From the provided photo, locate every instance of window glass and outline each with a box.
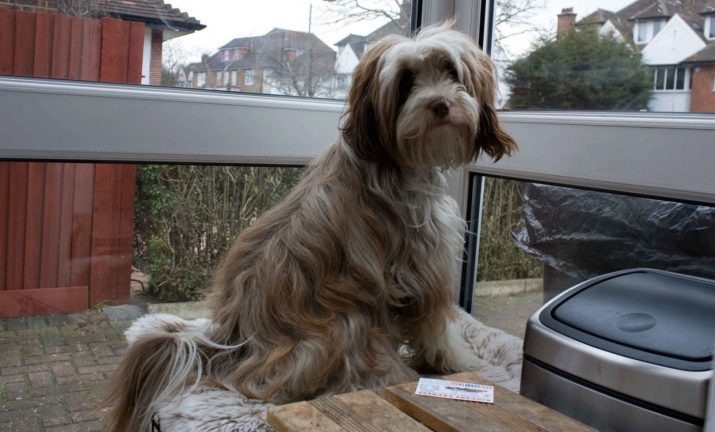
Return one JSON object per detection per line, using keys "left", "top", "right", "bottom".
{"left": 665, "top": 67, "right": 675, "bottom": 90}
{"left": 495, "top": 0, "right": 714, "bottom": 112}
{"left": 0, "top": 161, "right": 304, "bottom": 429}
{"left": 675, "top": 67, "right": 686, "bottom": 90}
{"left": 472, "top": 177, "right": 715, "bottom": 339}
{"left": 637, "top": 21, "right": 648, "bottom": 42}
{"left": 710, "top": 16, "right": 715, "bottom": 39}
{"left": 0, "top": 0, "right": 412, "bottom": 99}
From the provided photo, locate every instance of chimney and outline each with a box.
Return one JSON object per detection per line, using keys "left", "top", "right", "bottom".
{"left": 557, "top": 7, "right": 577, "bottom": 38}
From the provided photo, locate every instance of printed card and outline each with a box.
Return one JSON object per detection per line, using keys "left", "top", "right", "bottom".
{"left": 415, "top": 378, "right": 494, "bottom": 403}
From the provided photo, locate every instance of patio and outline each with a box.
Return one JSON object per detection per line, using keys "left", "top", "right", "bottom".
{"left": 0, "top": 289, "right": 540, "bottom": 431}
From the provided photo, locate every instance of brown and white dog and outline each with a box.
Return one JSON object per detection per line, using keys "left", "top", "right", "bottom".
{"left": 104, "top": 23, "right": 516, "bottom": 431}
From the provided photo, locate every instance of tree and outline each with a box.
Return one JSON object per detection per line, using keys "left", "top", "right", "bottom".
{"left": 321, "top": 0, "right": 412, "bottom": 34}
{"left": 257, "top": 34, "right": 337, "bottom": 97}
{"left": 322, "top": 0, "right": 542, "bottom": 49}
{"left": 161, "top": 40, "right": 189, "bottom": 87}
{"left": 506, "top": 28, "right": 652, "bottom": 110}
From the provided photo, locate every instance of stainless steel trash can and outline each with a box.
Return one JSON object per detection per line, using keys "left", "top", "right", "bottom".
{"left": 521, "top": 268, "right": 714, "bottom": 432}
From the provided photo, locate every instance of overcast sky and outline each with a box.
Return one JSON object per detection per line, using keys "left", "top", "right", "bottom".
{"left": 166, "top": 0, "right": 634, "bottom": 63}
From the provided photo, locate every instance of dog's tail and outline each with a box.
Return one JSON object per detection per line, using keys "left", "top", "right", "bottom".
{"left": 102, "top": 314, "right": 240, "bottom": 432}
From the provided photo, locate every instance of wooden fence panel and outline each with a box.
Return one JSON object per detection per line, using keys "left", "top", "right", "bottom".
{"left": 58, "top": 164, "right": 76, "bottom": 287}
{"left": 23, "top": 162, "right": 45, "bottom": 290}
{"left": 33, "top": 12, "right": 52, "bottom": 77}
{"left": 0, "top": 9, "right": 15, "bottom": 75}
{"left": 0, "top": 164, "right": 9, "bottom": 290}
{"left": 80, "top": 18, "right": 101, "bottom": 81}
{"left": 6, "top": 163, "right": 28, "bottom": 292}
{"left": 0, "top": 10, "right": 142, "bottom": 317}
{"left": 50, "top": 13, "right": 71, "bottom": 79}
{"left": 14, "top": 11, "right": 35, "bottom": 76}
{"left": 70, "top": 163, "right": 95, "bottom": 289}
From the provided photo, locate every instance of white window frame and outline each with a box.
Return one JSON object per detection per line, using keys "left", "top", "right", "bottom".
{"left": 706, "top": 15, "right": 715, "bottom": 40}
{"left": 0, "top": 0, "right": 713, "bottom": 229}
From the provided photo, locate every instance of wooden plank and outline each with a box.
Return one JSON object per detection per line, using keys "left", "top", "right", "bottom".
{"left": 89, "top": 164, "right": 118, "bottom": 305}
{"left": 13, "top": 11, "right": 36, "bottom": 77}
{"left": 267, "top": 402, "right": 343, "bottom": 432}
{"left": 51, "top": 14, "right": 71, "bottom": 79}
{"left": 127, "top": 22, "right": 145, "bottom": 84}
{"left": 6, "top": 163, "right": 28, "bottom": 291}
{"left": 39, "top": 163, "right": 63, "bottom": 288}
{"left": 67, "top": 16, "right": 83, "bottom": 80}
{"left": 57, "top": 164, "right": 76, "bottom": 287}
{"left": 70, "top": 164, "right": 94, "bottom": 288}
{"left": 0, "top": 163, "right": 9, "bottom": 290}
{"left": 445, "top": 372, "right": 596, "bottom": 432}
{"left": 23, "top": 162, "right": 46, "bottom": 290}
{"left": 99, "top": 18, "right": 129, "bottom": 83}
{"left": 0, "top": 9, "right": 15, "bottom": 75}
{"left": 385, "top": 382, "right": 511, "bottom": 432}
{"left": 33, "top": 12, "right": 53, "bottom": 78}
{"left": 80, "top": 18, "right": 101, "bottom": 81}
{"left": 329, "top": 390, "right": 430, "bottom": 431}
{"left": 385, "top": 374, "right": 595, "bottom": 432}
{"left": 0, "top": 285, "right": 88, "bottom": 318}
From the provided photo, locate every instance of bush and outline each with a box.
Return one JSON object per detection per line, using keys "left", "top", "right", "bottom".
{"left": 477, "top": 178, "right": 542, "bottom": 281}
{"left": 134, "top": 165, "right": 304, "bottom": 301}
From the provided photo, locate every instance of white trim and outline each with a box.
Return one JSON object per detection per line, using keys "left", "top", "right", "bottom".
{"left": 705, "top": 15, "right": 715, "bottom": 40}
{"left": 0, "top": 76, "right": 343, "bottom": 165}
{"left": 2, "top": 77, "right": 715, "bottom": 205}
{"left": 471, "top": 111, "right": 715, "bottom": 205}
{"left": 141, "top": 28, "right": 152, "bottom": 85}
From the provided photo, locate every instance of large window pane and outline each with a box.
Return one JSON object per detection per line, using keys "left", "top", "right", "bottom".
{"left": 494, "top": 0, "right": 715, "bottom": 112}
{"left": 0, "top": 160, "right": 304, "bottom": 429}
{"left": 472, "top": 177, "right": 715, "bottom": 339}
{"left": 0, "top": 0, "right": 412, "bottom": 98}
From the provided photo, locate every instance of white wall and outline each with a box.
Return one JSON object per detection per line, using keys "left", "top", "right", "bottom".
{"left": 335, "top": 45, "right": 359, "bottom": 75}
{"left": 641, "top": 14, "right": 706, "bottom": 65}
{"left": 600, "top": 20, "right": 624, "bottom": 42}
{"left": 649, "top": 91, "right": 691, "bottom": 112}
{"left": 141, "top": 28, "right": 152, "bottom": 85}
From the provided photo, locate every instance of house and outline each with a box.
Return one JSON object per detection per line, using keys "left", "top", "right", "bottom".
{"left": 559, "top": 0, "right": 715, "bottom": 112}
{"left": 183, "top": 28, "right": 336, "bottom": 97}
{"left": 0, "top": 0, "right": 204, "bottom": 85}
{"left": 333, "top": 21, "right": 407, "bottom": 97}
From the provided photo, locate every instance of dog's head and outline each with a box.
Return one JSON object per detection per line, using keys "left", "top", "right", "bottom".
{"left": 342, "top": 24, "right": 516, "bottom": 169}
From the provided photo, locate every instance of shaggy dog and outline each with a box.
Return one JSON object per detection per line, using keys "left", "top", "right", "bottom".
{"left": 104, "top": 23, "right": 516, "bottom": 431}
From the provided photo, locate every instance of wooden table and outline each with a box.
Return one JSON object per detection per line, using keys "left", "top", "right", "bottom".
{"left": 267, "top": 372, "right": 595, "bottom": 432}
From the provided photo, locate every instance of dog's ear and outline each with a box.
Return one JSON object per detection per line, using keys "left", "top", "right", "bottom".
{"left": 341, "top": 35, "right": 404, "bottom": 166}
{"left": 460, "top": 44, "right": 517, "bottom": 162}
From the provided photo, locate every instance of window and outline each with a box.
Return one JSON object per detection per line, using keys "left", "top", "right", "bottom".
{"left": 467, "top": 0, "right": 715, "bottom": 335}
{"left": 471, "top": 177, "right": 715, "bottom": 339}
{"left": 2, "top": 1, "right": 715, "bottom": 427}
{"left": 244, "top": 69, "right": 255, "bottom": 86}
{"left": 636, "top": 20, "right": 648, "bottom": 42}
{"left": 709, "top": 16, "right": 715, "bottom": 39}
{"left": 652, "top": 66, "right": 690, "bottom": 91}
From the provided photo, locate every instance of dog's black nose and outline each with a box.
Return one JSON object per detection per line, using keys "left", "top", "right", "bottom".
{"left": 430, "top": 99, "right": 450, "bottom": 118}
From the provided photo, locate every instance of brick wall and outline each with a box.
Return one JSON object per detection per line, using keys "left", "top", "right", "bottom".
{"left": 150, "top": 29, "right": 162, "bottom": 85}
{"left": 690, "top": 65, "right": 715, "bottom": 113}
{"left": 0, "top": 0, "right": 58, "bottom": 12}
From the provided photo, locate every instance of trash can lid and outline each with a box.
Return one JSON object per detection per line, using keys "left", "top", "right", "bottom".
{"left": 541, "top": 269, "right": 715, "bottom": 371}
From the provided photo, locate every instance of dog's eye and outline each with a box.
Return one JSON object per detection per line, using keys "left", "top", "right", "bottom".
{"left": 446, "top": 64, "right": 459, "bottom": 82}
{"left": 398, "top": 70, "right": 416, "bottom": 106}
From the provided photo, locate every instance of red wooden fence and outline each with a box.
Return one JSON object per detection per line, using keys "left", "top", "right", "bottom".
{"left": 0, "top": 9, "right": 142, "bottom": 317}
